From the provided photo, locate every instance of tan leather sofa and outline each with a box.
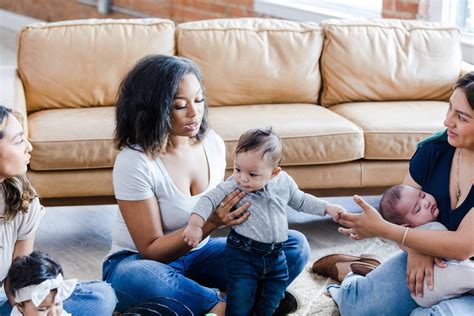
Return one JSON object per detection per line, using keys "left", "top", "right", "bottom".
{"left": 3, "top": 18, "right": 473, "bottom": 203}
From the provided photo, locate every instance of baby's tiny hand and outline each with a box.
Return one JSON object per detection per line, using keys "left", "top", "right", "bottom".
{"left": 183, "top": 225, "right": 203, "bottom": 248}
{"left": 325, "top": 204, "right": 347, "bottom": 222}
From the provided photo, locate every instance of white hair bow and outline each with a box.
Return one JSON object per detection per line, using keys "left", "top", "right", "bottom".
{"left": 15, "top": 274, "right": 77, "bottom": 307}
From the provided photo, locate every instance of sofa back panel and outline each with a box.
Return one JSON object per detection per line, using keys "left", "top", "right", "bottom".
{"left": 18, "top": 19, "right": 175, "bottom": 112}
{"left": 208, "top": 103, "right": 364, "bottom": 168}
{"left": 330, "top": 101, "right": 448, "bottom": 159}
{"left": 361, "top": 161, "right": 408, "bottom": 187}
{"left": 176, "top": 18, "right": 323, "bottom": 106}
{"left": 28, "top": 107, "right": 118, "bottom": 171}
{"left": 320, "top": 19, "right": 461, "bottom": 106}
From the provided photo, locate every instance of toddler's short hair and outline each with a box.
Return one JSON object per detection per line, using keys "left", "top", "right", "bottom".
{"left": 235, "top": 127, "right": 282, "bottom": 167}
{"left": 379, "top": 185, "right": 406, "bottom": 225}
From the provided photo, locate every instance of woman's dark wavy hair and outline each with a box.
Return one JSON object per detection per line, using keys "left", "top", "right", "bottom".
{"left": 0, "top": 105, "right": 37, "bottom": 222}
{"left": 455, "top": 71, "right": 474, "bottom": 110}
{"left": 7, "top": 251, "right": 63, "bottom": 292}
{"left": 115, "top": 55, "right": 209, "bottom": 157}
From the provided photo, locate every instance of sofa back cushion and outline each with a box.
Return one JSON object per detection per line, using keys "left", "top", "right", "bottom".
{"left": 176, "top": 18, "right": 324, "bottom": 106}
{"left": 18, "top": 18, "right": 175, "bottom": 112}
{"left": 320, "top": 19, "right": 462, "bottom": 106}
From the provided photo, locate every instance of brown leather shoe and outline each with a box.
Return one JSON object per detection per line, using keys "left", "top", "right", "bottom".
{"left": 312, "top": 254, "right": 381, "bottom": 282}
{"left": 350, "top": 262, "right": 377, "bottom": 276}
{"left": 312, "top": 258, "right": 353, "bottom": 282}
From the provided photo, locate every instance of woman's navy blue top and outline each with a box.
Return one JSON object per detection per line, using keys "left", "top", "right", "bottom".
{"left": 410, "top": 137, "right": 473, "bottom": 232}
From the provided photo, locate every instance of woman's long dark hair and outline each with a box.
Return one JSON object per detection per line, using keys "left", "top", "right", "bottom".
{"left": 114, "top": 55, "right": 209, "bottom": 158}
{"left": 455, "top": 71, "right": 474, "bottom": 110}
{"left": 0, "top": 105, "right": 36, "bottom": 222}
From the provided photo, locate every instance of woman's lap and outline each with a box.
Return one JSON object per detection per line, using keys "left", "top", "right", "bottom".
{"left": 329, "top": 251, "right": 418, "bottom": 315}
{"left": 103, "top": 246, "right": 224, "bottom": 313}
{"left": 103, "top": 230, "right": 310, "bottom": 313}
{"left": 410, "top": 294, "right": 474, "bottom": 316}
{"left": 328, "top": 251, "right": 474, "bottom": 316}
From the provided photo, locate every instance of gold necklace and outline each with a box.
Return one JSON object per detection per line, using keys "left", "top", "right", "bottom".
{"left": 456, "top": 149, "right": 461, "bottom": 201}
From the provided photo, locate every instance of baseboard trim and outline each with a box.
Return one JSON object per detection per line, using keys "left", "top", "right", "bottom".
{"left": 40, "top": 196, "right": 117, "bottom": 206}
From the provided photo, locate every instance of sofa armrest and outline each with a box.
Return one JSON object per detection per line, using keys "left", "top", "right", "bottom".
{"left": 461, "top": 61, "right": 474, "bottom": 76}
{"left": 0, "top": 66, "right": 28, "bottom": 136}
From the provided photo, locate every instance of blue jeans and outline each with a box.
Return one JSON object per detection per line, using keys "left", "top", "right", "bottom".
{"left": 0, "top": 280, "right": 116, "bottom": 315}
{"left": 225, "top": 230, "right": 288, "bottom": 315}
{"left": 328, "top": 251, "right": 474, "bottom": 316}
{"left": 103, "top": 230, "right": 310, "bottom": 314}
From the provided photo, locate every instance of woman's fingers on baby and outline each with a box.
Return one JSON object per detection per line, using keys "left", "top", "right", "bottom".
{"left": 338, "top": 227, "right": 352, "bottom": 236}
{"left": 339, "top": 212, "right": 358, "bottom": 222}
{"left": 224, "top": 190, "right": 246, "bottom": 209}
{"left": 352, "top": 195, "right": 374, "bottom": 213}
{"left": 407, "top": 269, "right": 415, "bottom": 295}
{"left": 415, "top": 271, "right": 425, "bottom": 297}
{"left": 231, "top": 204, "right": 251, "bottom": 224}
{"left": 338, "top": 217, "right": 356, "bottom": 228}
{"left": 220, "top": 190, "right": 239, "bottom": 208}
{"left": 425, "top": 267, "right": 434, "bottom": 290}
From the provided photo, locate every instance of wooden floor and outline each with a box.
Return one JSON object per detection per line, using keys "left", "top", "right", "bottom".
{"left": 35, "top": 204, "right": 117, "bottom": 279}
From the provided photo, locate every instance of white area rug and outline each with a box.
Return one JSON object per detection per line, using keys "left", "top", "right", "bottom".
{"left": 289, "top": 235, "right": 400, "bottom": 315}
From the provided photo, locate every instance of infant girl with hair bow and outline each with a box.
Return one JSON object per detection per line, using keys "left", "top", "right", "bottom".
{"left": 7, "top": 251, "right": 77, "bottom": 316}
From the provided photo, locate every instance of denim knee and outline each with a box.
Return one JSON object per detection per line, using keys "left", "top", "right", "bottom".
{"left": 88, "top": 281, "right": 117, "bottom": 313}
{"left": 287, "top": 230, "right": 310, "bottom": 260}
{"left": 286, "top": 230, "right": 310, "bottom": 284}
{"left": 64, "top": 280, "right": 117, "bottom": 315}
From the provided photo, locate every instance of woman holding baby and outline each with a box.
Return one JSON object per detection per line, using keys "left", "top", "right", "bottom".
{"left": 102, "top": 55, "right": 309, "bottom": 315}
{"left": 315, "top": 72, "right": 474, "bottom": 315}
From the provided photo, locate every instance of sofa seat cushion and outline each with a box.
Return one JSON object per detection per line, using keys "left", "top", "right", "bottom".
{"left": 29, "top": 104, "right": 363, "bottom": 172}
{"left": 330, "top": 101, "right": 448, "bottom": 160}
{"left": 208, "top": 104, "right": 364, "bottom": 168}
{"left": 28, "top": 107, "right": 117, "bottom": 171}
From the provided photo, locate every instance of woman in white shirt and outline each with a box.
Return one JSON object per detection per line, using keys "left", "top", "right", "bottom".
{"left": 103, "top": 55, "right": 310, "bottom": 315}
{"left": 0, "top": 105, "right": 116, "bottom": 315}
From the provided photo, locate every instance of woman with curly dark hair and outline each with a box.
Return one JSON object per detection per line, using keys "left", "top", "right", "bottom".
{"left": 103, "top": 55, "right": 309, "bottom": 315}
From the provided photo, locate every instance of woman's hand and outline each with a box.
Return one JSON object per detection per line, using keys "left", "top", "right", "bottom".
{"left": 338, "top": 195, "right": 389, "bottom": 239}
{"left": 406, "top": 250, "right": 434, "bottom": 298}
{"left": 406, "top": 250, "right": 447, "bottom": 298}
{"left": 206, "top": 190, "right": 250, "bottom": 229}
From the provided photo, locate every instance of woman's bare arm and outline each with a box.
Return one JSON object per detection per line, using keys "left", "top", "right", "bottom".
{"left": 5, "top": 235, "right": 36, "bottom": 304}
{"left": 339, "top": 197, "right": 474, "bottom": 260}
{"left": 119, "top": 190, "right": 250, "bottom": 263}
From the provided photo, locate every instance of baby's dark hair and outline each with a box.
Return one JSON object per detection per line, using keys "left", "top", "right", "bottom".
{"left": 7, "top": 251, "right": 63, "bottom": 293}
{"left": 379, "top": 185, "right": 406, "bottom": 225}
{"left": 235, "top": 127, "right": 282, "bottom": 167}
